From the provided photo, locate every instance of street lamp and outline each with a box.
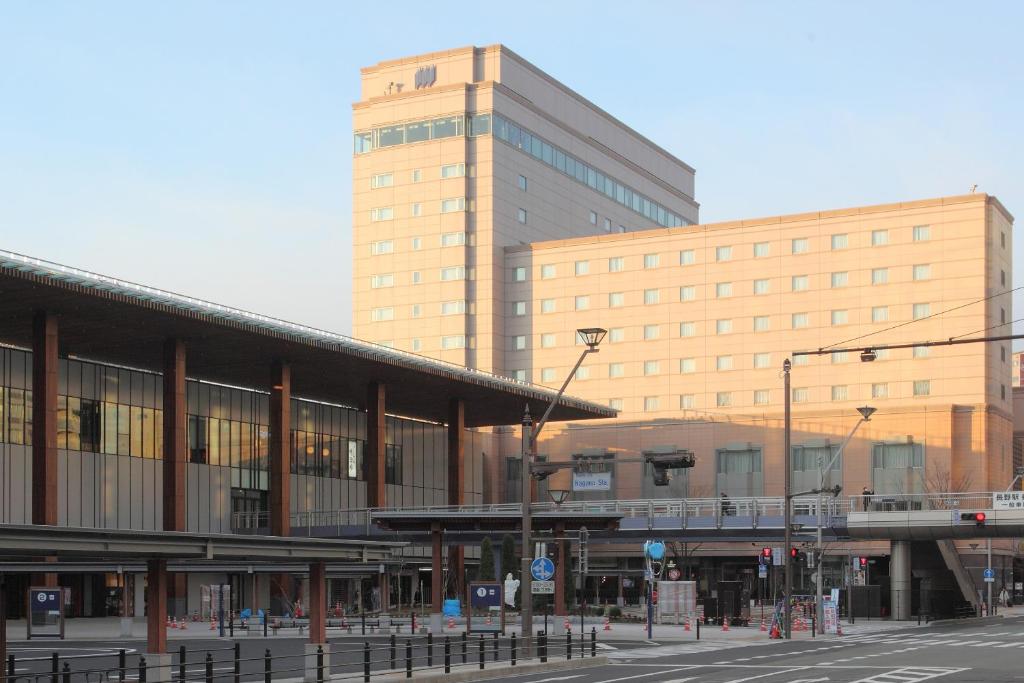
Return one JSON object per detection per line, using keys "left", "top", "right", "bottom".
{"left": 811, "top": 405, "right": 874, "bottom": 633}
{"left": 521, "top": 327, "right": 605, "bottom": 653}
{"left": 548, "top": 489, "right": 570, "bottom": 506}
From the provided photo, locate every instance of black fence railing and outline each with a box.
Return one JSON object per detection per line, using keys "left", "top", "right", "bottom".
{"left": 0, "top": 629, "right": 599, "bottom": 683}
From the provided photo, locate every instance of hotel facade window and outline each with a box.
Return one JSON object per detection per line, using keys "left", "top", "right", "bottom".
{"left": 753, "top": 242, "right": 770, "bottom": 257}
{"left": 831, "top": 272, "right": 848, "bottom": 288}
{"left": 791, "top": 238, "right": 809, "bottom": 254}
{"left": 541, "top": 264, "right": 556, "bottom": 279}
{"left": 679, "top": 249, "right": 695, "bottom": 265}
{"left": 872, "top": 442, "right": 924, "bottom": 495}
{"left": 680, "top": 286, "right": 696, "bottom": 301}
{"left": 644, "top": 289, "right": 660, "bottom": 305}
{"left": 872, "top": 268, "right": 889, "bottom": 285}
{"left": 831, "top": 233, "right": 848, "bottom": 249}
{"left": 913, "top": 225, "right": 931, "bottom": 241}
{"left": 792, "top": 275, "right": 808, "bottom": 291}
{"left": 644, "top": 253, "right": 660, "bottom": 269}
{"left": 541, "top": 333, "right": 556, "bottom": 348}
{"left": 609, "top": 292, "right": 625, "bottom": 307}
{"left": 680, "top": 321, "right": 696, "bottom": 337}
{"left": 913, "top": 264, "right": 931, "bottom": 281}
{"left": 370, "top": 172, "right": 393, "bottom": 188}
{"left": 716, "top": 446, "right": 763, "bottom": 497}
{"left": 609, "top": 256, "right": 624, "bottom": 272}
{"left": 872, "top": 306, "right": 889, "bottom": 322}
{"left": 872, "top": 229, "right": 889, "bottom": 246}
{"left": 754, "top": 279, "right": 769, "bottom": 295}
{"left": 716, "top": 282, "right": 732, "bottom": 298}
{"left": 371, "top": 240, "right": 394, "bottom": 255}
{"left": 716, "top": 246, "right": 732, "bottom": 261}
{"left": 575, "top": 260, "right": 590, "bottom": 276}
{"left": 753, "top": 352, "right": 770, "bottom": 369}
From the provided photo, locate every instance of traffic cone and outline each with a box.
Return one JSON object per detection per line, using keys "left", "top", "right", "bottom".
{"left": 486, "top": 614, "right": 493, "bottom": 626}
{"left": 759, "top": 618, "right": 767, "bottom": 632}
{"left": 836, "top": 621, "right": 843, "bottom": 636}
{"left": 684, "top": 617, "right": 691, "bottom": 632}
{"left": 165, "top": 615, "right": 171, "bottom": 628}
{"left": 179, "top": 619, "right": 187, "bottom": 631}
{"left": 563, "top": 617, "right": 571, "bottom": 631}
{"left": 721, "top": 617, "right": 729, "bottom": 632}
{"left": 603, "top": 617, "right": 611, "bottom": 631}
{"left": 171, "top": 618, "right": 178, "bottom": 629}
{"left": 210, "top": 617, "right": 217, "bottom": 631}
{"left": 447, "top": 616, "right": 456, "bottom": 630}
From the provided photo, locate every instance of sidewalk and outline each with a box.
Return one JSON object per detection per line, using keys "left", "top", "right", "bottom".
{"left": 2, "top": 613, "right": 928, "bottom": 643}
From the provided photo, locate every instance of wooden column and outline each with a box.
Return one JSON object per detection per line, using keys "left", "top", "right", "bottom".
{"left": 31, "top": 311, "right": 58, "bottom": 528}
{"left": 308, "top": 562, "right": 326, "bottom": 645}
{"left": 269, "top": 361, "right": 291, "bottom": 536}
{"left": 31, "top": 311, "right": 59, "bottom": 588}
{"left": 270, "top": 362, "right": 292, "bottom": 616}
{"left": 162, "top": 339, "right": 188, "bottom": 614}
{"left": 447, "top": 399, "right": 465, "bottom": 597}
{"left": 366, "top": 382, "right": 386, "bottom": 508}
{"left": 554, "top": 521, "right": 566, "bottom": 616}
{"left": 146, "top": 559, "right": 168, "bottom": 654}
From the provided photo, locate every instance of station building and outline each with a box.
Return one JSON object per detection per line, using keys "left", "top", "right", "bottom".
{"left": 0, "top": 249, "right": 610, "bottom": 619}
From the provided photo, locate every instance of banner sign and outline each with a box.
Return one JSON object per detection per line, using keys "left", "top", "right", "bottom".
{"left": 823, "top": 598, "right": 838, "bottom": 634}
{"left": 993, "top": 492, "right": 1024, "bottom": 509}
{"left": 572, "top": 472, "right": 611, "bottom": 492}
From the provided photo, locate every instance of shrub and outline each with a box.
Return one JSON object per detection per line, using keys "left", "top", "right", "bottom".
{"left": 608, "top": 606, "right": 622, "bottom": 619}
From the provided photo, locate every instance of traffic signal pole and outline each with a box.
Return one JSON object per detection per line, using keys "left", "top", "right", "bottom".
{"left": 783, "top": 358, "right": 792, "bottom": 639}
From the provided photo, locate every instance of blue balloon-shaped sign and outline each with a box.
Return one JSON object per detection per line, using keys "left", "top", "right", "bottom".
{"left": 643, "top": 540, "right": 666, "bottom": 561}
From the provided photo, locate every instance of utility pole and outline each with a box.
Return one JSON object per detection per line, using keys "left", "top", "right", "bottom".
{"left": 783, "top": 358, "right": 792, "bottom": 640}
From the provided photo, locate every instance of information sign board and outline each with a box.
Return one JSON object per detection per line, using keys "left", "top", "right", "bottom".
{"left": 994, "top": 492, "right": 1024, "bottom": 509}
{"left": 28, "top": 587, "right": 65, "bottom": 639}
{"left": 467, "top": 582, "right": 503, "bottom": 634}
{"left": 531, "top": 580, "right": 554, "bottom": 594}
{"left": 823, "top": 598, "right": 838, "bottom": 635}
{"left": 572, "top": 472, "right": 612, "bottom": 492}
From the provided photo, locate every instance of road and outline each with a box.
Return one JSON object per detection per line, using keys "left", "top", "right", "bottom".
{"left": 483, "top": 616, "right": 1024, "bottom": 682}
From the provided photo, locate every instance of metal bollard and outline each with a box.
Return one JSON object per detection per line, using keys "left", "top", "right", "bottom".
{"left": 138, "top": 656, "right": 147, "bottom": 683}
{"left": 205, "top": 652, "right": 214, "bottom": 683}
{"left": 264, "top": 613, "right": 269, "bottom": 638}
{"left": 478, "top": 634, "right": 484, "bottom": 670}
{"left": 51, "top": 652, "right": 58, "bottom": 683}
{"left": 317, "top": 645, "right": 324, "bottom": 683}
{"left": 811, "top": 613, "right": 816, "bottom": 639}
{"left": 511, "top": 633, "right": 517, "bottom": 666}
{"left": 390, "top": 633, "right": 396, "bottom": 669}
{"left": 493, "top": 632, "right": 498, "bottom": 662}
{"left": 591, "top": 627, "right": 596, "bottom": 658}
{"left": 566, "top": 631, "right": 572, "bottom": 660}
{"left": 427, "top": 632, "right": 433, "bottom": 667}
{"left": 696, "top": 619, "right": 701, "bottom": 640}
{"left": 405, "top": 639, "right": 412, "bottom": 679}
{"left": 538, "top": 630, "right": 548, "bottom": 663}
{"left": 62, "top": 662, "right": 70, "bottom": 683}
{"left": 230, "top": 612, "right": 234, "bottom": 638}
{"left": 361, "top": 612, "right": 366, "bottom": 636}
{"left": 234, "top": 642, "right": 241, "bottom": 683}
{"left": 461, "top": 631, "right": 467, "bottom": 664}
{"left": 444, "top": 636, "right": 451, "bottom": 674}
{"left": 118, "top": 649, "right": 126, "bottom": 683}
{"left": 7, "top": 654, "right": 14, "bottom": 682}
{"left": 264, "top": 649, "right": 272, "bottom": 683}
{"left": 362, "top": 642, "right": 370, "bottom": 683}
{"left": 178, "top": 645, "right": 186, "bottom": 683}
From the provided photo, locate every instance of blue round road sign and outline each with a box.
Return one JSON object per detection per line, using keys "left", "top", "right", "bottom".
{"left": 531, "top": 557, "right": 555, "bottom": 581}
{"left": 984, "top": 568, "right": 995, "bottom": 579}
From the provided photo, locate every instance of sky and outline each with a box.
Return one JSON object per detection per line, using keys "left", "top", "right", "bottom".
{"left": 2, "top": 1, "right": 1022, "bottom": 338}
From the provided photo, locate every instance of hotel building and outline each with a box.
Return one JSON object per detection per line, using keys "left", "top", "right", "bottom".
{"left": 353, "top": 46, "right": 1017, "bottom": 610}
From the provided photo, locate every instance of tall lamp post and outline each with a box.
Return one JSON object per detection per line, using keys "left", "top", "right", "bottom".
{"left": 813, "top": 405, "right": 875, "bottom": 633}
{"left": 783, "top": 359, "right": 792, "bottom": 639}
{"left": 521, "top": 327, "right": 606, "bottom": 654}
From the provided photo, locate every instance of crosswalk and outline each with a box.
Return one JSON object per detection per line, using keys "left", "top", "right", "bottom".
{"left": 608, "top": 639, "right": 771, "bottom": 660}
{"left": 849, "top": 667, "right": 966, "bottom": 683}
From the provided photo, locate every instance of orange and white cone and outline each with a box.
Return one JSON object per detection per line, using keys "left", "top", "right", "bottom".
{"left": 179, "top": 619, "right": 187, "bottom": 631}
{"left": 486, "top": 614, "right": 492, "bottom": 626}
{"left": 603, "top": 617, "right": 611, "bottom": 631}
{"left": 684, "top": 617, "right": 691, "bottom": 632}
{"left": 721, "top": 618, "right": 729, "bottom": 632}
{"left": 165, "top": 615, "right": 172, "bottom": 628}
{"left": 171, "top": 618, "right": 179, "bottom": 629}
{"left": 759, "top": 618, "right": 767, "bottom": 632}
{"left": 210, "top": 617, "right": 217, "bottom": 630}
{"left": 770, "top": 622, "right": 781, "bottom": 639}
{"left": 447, "top": 616, "right": 456, "bottom": 630}
{"left": 563, "top": 617, "right": 571, "bottom": 631}
{"left": 836, "top": 621, "right": 843, "bottom": 636}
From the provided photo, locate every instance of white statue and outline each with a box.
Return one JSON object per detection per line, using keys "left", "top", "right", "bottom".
{"left": 503, "top": 572, "right": 520, "bottom": 608}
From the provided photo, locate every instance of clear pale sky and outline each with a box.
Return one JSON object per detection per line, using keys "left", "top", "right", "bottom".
{"left": 2, "top": 1, "right": 1021, "bottom": 338}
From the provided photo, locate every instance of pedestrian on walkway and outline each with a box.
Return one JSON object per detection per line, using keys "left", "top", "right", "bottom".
{"left": 861, "top": 486, "right": 874, "bottom": 511}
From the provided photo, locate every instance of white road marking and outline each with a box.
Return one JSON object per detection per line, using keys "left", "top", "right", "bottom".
{"left": 589, "top": 668, "right": 693, "bottom": 683}
{"left": 721, "top": 669, "right": 807, "bottom": 683}
{"left": 595, "top": 642, "right": 617, "bottom": 650}
{"left": 524, "top": 676, "right": 584, "bottom": 683}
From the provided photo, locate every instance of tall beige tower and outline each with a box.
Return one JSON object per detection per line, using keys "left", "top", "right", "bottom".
{"left": 352, "top": 45, "right": 699, "bottom": 375}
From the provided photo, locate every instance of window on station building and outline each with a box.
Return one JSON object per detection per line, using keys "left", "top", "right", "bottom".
{"left": 644, "top": 289, "right": 660, "bottom": 305}
{"left": 643, "top": 253, "right": 660, "bottom": 269}
{"left": 792, "top": 275, "right": 809, "bottom": 292}
{"left": 441, "top": 232, "right": 466, "bottom": 247}
{"left": 371, "top": 240, "right": 394, "bottom": 255}
{"left": 608, "top": 363, "right": 624, "bottom": 378}
{"left": 609, "top": 328, "right": 625, "bottom": 343}
{"left": 831, "top": 272, "right": 849, "bottom": 288}
{"left": 541, "top": 333, "right": 556, "bottom": 348}
{"left": 680, "top": 286, "right": 696, "bottom": 302}
{"left": 441, "top": 197, "right": 466, "bottom": 213}
{"left": 753, "top": 242, "right": 770, "bottom": 257}
{"left": 680, "top": 358, "right": 696, "bottom": 373}
{"left": 872, "top": 229, "right": 889, "bottom": 246}
{"left": 913, "top": 225, "right": 931, "bottom": 241}
{"left": 913, "top": 264, "right": 931, "bottom": 281}
{"left": 513, "top": 266, "right": 526, "bottom": 282}
{"left": 872, "top": 306, "right": 889, "bottom": 322}
{"left": 609, "top": 292, "right": 625, "bottom": 308}
{"left": 753, "top": 316, "right": 769, "bottom": 332}
{"left": 715, "top": 282, "right": 732, "bottom": 298}
{"left": 791, "top": 238, "right": 809, "bottom": 254}
{"left": 541, "top": 299, "right": 556, "bottom": 314}
{"left": 831, "top": 234, "right": 848, "bottom": 250}
{"left": 541, "top": 264, "right": 556, "bottom": 279}
{"left": 370, "top": 307, "right": 393, "bottom": 322}
{"left": 753, "top": 352, "right": 771, "bottom": 369}
{"left": 441, "top": 335, "right": 466, "bottom": 350}
{"left": 370, "top": 207, "right": 394, "bottom": 221}
{"left": 370, "top": 172, "right": 393, "bottom": 189}
{"left": 716, "top": 246, "right": 732, "bottom": 261}
{"left": 608, "top": 256, "right": 625, "bottom": 272}
{"left": 575, "top": 260, "right": 590, "bottom": 276}
{"left": 679, "top": 321, "right": 696, "bottom": 337}
{"left": 753, "top": 389, "right": 769, "bottom": 406}
{"left": 754, "top": 279, "right": 770, "bottom": 295}
{"left": 440, "top": 163, "right": 465, "bottom": 178}
{"left": 679, "top": 249, "right": 695, "bottom": 265}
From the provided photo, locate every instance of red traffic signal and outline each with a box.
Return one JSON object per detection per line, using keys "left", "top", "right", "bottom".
{"left": 960, "top": 512, "right": 987, "bottom": 527}
{"left": 762, "top": 547, "right": 772, "bottom": 558}
{"left": 859, "top": 556, "right": 868, "bottom": 569}
{"left": 790, "top": 547, "right": 799, "bottom": 559}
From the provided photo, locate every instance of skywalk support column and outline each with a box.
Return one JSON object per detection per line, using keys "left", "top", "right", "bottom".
{"left": 431, "top": 523, "right": 443, "bottom": 633}
{"left": 554, "top": 521, "right": 566, "bottom": 616}
{"left": 31, "top": 311, "right": 58, "bottom": 588}
{"left": 162, "top": 339, "right": 187, "bottom": 616}
{"left": 447, "top": 399, "right": 465, "bottom": 601}
{"left": 146, "top": 559, "right": 171, "bottom": 682}
{"left": 305, "top": 561, "right": 328, "bottom": 682}
{"left": 890, "top": 540, "right": 911, "bottom": 621}
{"left": 270, "top": 361, "right": 292, "bottom": 615}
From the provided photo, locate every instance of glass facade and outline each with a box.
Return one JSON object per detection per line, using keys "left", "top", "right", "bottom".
{"left": 353, "top": 110, "right": 688, "bottom": 229}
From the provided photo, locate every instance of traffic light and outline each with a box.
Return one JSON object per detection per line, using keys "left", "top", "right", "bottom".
{"left": 762, "top": 547, "right": 772, "bottom": 560}
{"left": 960, "top": 512, "right": 987, "bottom": 527}
{"left": 859, "top": 557, "right": 868, "bottom": 570}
